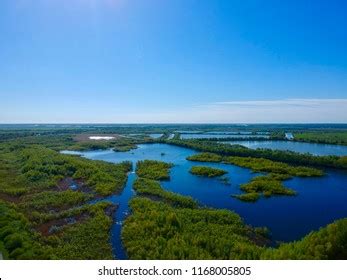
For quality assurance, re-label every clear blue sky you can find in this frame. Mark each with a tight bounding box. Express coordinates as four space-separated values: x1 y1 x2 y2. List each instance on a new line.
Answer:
1 0 347 123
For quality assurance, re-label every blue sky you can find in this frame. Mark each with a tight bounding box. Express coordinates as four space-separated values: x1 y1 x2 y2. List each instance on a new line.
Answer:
1 0 347 123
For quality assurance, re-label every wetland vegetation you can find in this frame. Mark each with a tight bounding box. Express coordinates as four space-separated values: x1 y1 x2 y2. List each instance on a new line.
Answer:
1 124 347 260
136 160 174 181
294 132 347 146
190 166 227 177
0 135 132 259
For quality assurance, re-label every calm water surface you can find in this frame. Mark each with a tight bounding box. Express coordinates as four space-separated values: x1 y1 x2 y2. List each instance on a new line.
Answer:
181 134 269 139
223 140 347 156
65 144 347 258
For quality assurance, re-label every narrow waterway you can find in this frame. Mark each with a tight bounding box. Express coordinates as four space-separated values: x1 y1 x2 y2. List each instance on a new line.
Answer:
89 171 136 259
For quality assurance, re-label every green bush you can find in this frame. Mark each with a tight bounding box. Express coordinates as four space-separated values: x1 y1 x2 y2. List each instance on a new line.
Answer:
190 166 227 177
134 178 198 208
136 160 173 180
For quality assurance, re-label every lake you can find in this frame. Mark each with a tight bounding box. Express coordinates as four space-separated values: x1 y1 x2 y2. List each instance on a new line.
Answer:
222 140 347 156
64 143 347 259
181 134 270 139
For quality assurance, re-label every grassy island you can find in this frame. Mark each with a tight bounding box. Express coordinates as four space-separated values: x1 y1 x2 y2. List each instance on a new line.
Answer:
136 160 173 180
190 165 227 177
232 192 260 202
187 152 222 162
232 175 296 202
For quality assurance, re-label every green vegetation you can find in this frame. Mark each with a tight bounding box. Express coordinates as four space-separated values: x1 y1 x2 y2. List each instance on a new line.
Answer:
0 138 131 259
294 132 347 146
231 193 260 202
136 160 173 180
234 175 296 202
187 152 222 162
240 176 295 196
168 139 347 169
190 166 227 177
122 197 264 259
224 156 323 177
0 201 48 259
46 202 114 259
0 197 116 259
18 146 131 196
134 178 198 208
113 143 137 152
21 190 93 212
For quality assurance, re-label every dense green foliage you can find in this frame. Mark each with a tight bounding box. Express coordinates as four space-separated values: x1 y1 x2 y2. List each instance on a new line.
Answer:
234 175 296 202
0 198 116 259
21 190 92 212
136 160 173 180
113 143 138 152
19 146 131 196
134 178 198 208
46 203 114 259
187 152 222 162
224 156 323 177
231 192 260 202
0 149 28 196
240 176 295 196
168 139 347 169
0 201 48 259
294 132 347 146
0 139 131 259
122 197 265 259
190 166 227 177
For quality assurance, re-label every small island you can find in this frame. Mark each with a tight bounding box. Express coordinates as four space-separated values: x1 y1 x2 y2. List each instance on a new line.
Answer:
189 166 227 177
231 193 260 202
232 175 296 202
136 160 174 180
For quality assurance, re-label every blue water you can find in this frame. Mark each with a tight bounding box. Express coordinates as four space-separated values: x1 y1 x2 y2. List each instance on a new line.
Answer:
205 131 269 135
181 134 270 139
66 143 347 257
89 171 136 259
222 140 347 156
